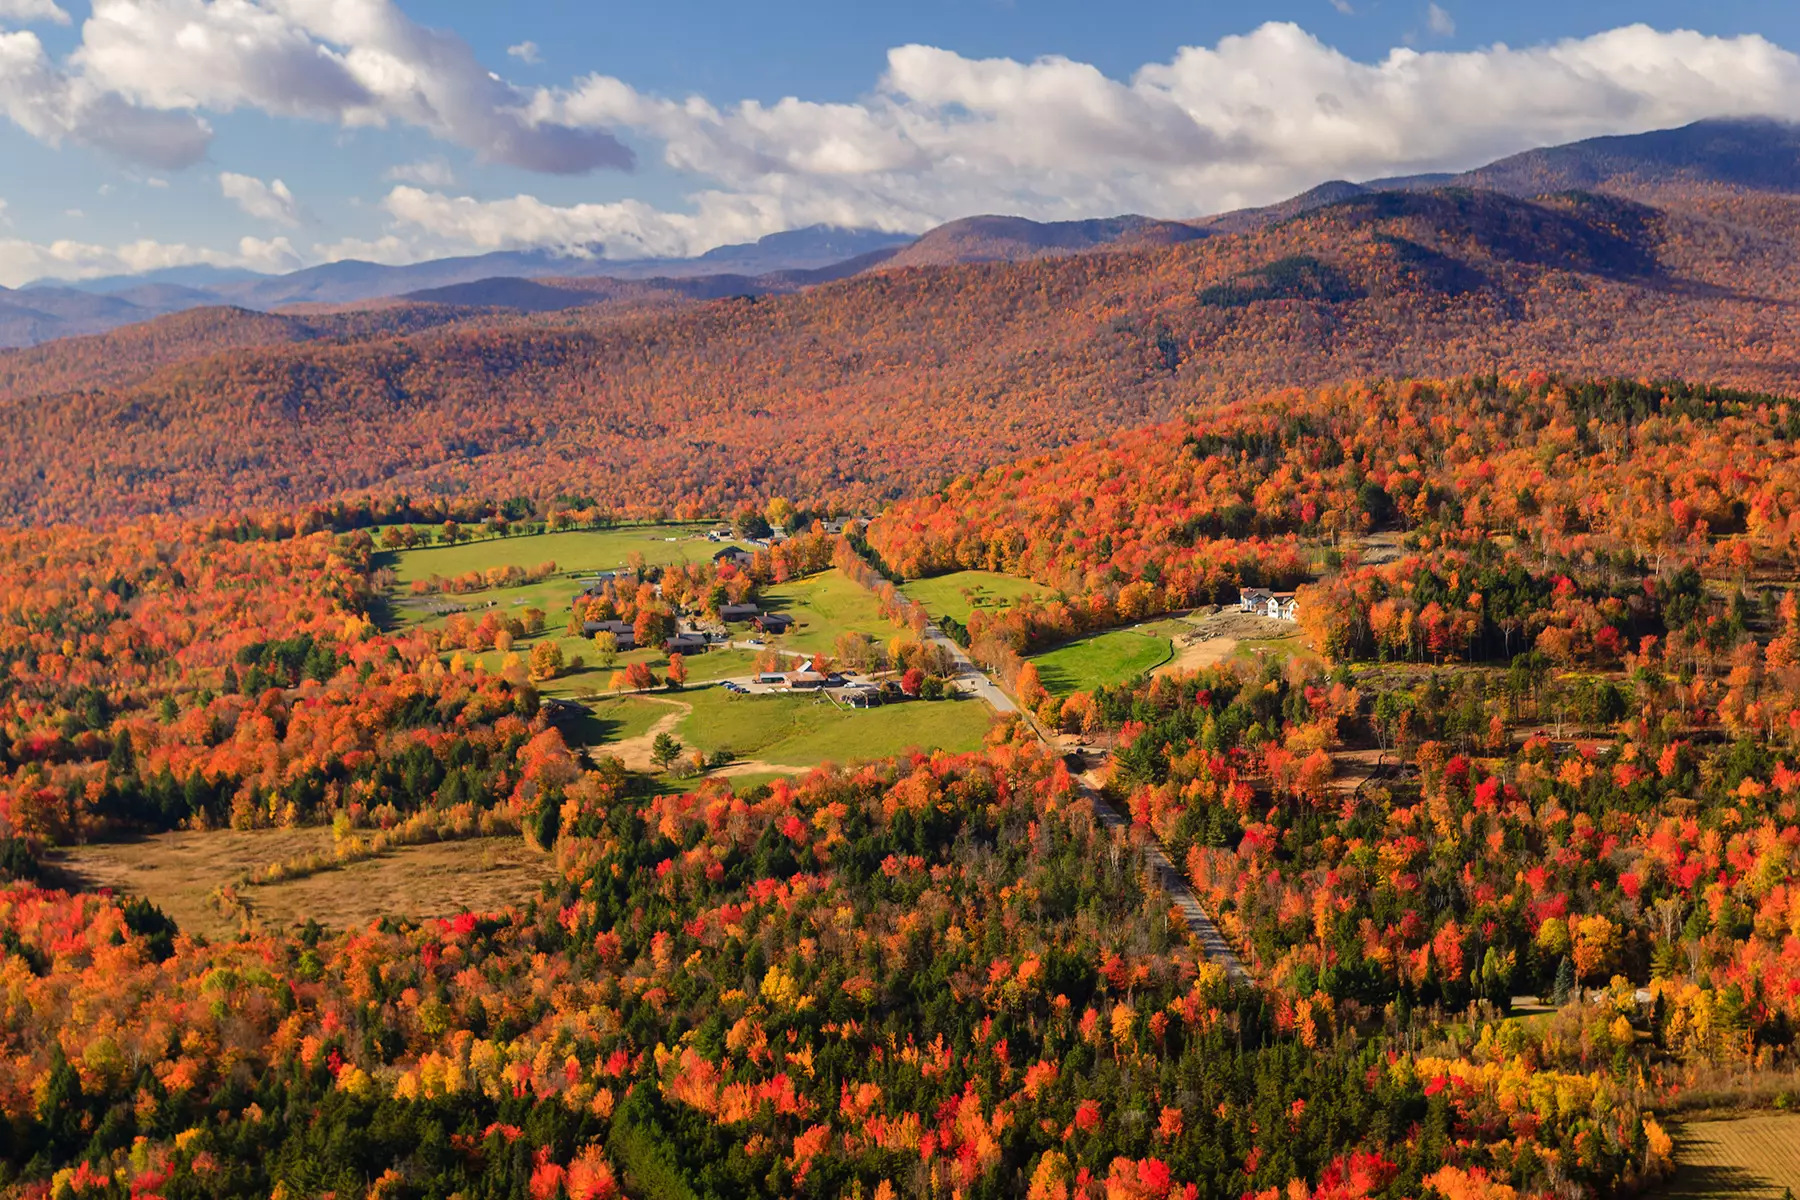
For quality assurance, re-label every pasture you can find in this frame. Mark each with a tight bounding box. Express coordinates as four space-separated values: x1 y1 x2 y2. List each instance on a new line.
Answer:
672 687 994 768
757 569 896 655
901 570 1042 625
1031 629 1175 696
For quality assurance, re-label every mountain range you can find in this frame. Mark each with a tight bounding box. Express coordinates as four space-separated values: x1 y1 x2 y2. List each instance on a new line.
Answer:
10 117 1800 350
10 116 1800 525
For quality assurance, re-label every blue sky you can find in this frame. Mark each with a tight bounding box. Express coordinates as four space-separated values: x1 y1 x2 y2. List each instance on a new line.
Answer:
3 0 1800 285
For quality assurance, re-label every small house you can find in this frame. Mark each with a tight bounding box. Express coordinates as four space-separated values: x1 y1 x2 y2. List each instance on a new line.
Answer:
583 619 637 650
1239 588 1273 614
664 633 709 655
719 602 760 623
755 613 793 635
713 547 754 569
1267 592 1300 622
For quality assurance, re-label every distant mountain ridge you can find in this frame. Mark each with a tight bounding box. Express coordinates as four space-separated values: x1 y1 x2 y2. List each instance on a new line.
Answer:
11 116 1800 349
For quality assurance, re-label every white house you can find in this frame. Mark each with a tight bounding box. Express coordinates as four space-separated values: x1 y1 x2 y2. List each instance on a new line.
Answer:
1239 588 1273 614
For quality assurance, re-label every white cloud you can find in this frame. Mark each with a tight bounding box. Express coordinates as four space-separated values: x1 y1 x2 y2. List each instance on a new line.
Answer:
220 171 302 225
0 230 299 286
0 28 212 167
507 40 539 65
0 0 630 172
1427 4 1455 37
1329 0 1354 13
514 21 1800 251
0 0 70 25
18 17 1800 277
385 156 455 186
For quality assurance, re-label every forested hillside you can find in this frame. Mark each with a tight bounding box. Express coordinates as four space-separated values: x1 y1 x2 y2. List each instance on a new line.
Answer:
8 172 1800 525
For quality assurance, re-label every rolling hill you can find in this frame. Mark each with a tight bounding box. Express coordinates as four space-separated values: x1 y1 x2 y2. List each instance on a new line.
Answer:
12 145 1800 526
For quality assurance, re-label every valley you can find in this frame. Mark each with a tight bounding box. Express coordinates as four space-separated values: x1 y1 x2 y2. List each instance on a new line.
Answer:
9 115 1800 1200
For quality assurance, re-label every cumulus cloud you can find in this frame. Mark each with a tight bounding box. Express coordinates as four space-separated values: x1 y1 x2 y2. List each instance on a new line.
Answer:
220 171 302 225
0 0 70 25
1 0 631 172
503 21 1800 256
0 230 299 286
20 16 1800 273
0 28 212 167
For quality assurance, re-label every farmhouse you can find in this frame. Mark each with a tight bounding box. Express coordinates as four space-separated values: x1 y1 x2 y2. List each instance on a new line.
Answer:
583 619 637 650
755 613 794 634
718 602 760 623
664 633 709 655
1239 588 1273 614
1271 593 1300 621
713 547 754 569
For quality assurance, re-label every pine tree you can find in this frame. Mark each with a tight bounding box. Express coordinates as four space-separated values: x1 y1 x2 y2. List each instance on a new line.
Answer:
1552 956 1576 1006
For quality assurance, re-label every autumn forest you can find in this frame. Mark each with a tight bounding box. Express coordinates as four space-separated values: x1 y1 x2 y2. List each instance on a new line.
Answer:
9 119 1800 1200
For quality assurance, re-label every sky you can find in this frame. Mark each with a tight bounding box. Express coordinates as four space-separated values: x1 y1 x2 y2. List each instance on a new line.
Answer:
4 0 1800 286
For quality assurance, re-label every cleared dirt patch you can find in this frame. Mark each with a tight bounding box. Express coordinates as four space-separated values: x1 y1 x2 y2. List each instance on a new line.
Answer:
1658 1113 1800 1199
1154 609 1299 679
54 828 553 939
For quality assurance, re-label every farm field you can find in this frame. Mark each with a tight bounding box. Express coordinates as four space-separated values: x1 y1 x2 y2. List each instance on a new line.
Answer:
757 569 895 655
1031 628 1175 696
52 830 553 939
901 570 1043 624
381 524 747 631
386 524 728 584
1657 1114 1800 1198
672 687 994 767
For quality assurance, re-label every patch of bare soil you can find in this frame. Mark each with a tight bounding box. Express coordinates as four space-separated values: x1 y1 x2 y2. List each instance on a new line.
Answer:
1154 608 1300 677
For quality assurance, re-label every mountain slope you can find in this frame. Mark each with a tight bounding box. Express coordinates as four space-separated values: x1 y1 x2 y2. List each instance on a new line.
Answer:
881 214 1207 269
12 178 1800 525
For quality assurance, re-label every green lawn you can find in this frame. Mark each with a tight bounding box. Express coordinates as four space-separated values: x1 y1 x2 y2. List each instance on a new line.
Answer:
900 570 1043 624
383 524 752 633
1031 630 1174 697
673 688 993 767
567 695 670 746
756 569 896 656
385 524 732 585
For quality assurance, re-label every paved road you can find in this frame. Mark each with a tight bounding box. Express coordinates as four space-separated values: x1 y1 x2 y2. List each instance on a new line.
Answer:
923 623 1249 983
1074 771 1251 984
924 624 1019 713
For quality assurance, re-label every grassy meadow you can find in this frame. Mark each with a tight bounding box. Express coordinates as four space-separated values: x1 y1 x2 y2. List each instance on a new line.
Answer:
900 570 1043 624
1030 628 1175 696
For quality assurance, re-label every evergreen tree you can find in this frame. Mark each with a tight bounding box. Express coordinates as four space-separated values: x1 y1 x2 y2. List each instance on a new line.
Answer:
1552 956 1576 1006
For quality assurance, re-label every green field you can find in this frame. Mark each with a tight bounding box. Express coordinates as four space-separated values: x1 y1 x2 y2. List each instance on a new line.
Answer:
382 525 748 632
386 524 730 585
758 569 896 655
673 687 993 767
901 570 1043 624
1031 629 1174 696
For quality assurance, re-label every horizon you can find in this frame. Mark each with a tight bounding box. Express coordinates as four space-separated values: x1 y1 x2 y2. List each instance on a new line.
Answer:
7 2 1800 287
13 110 1795 294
